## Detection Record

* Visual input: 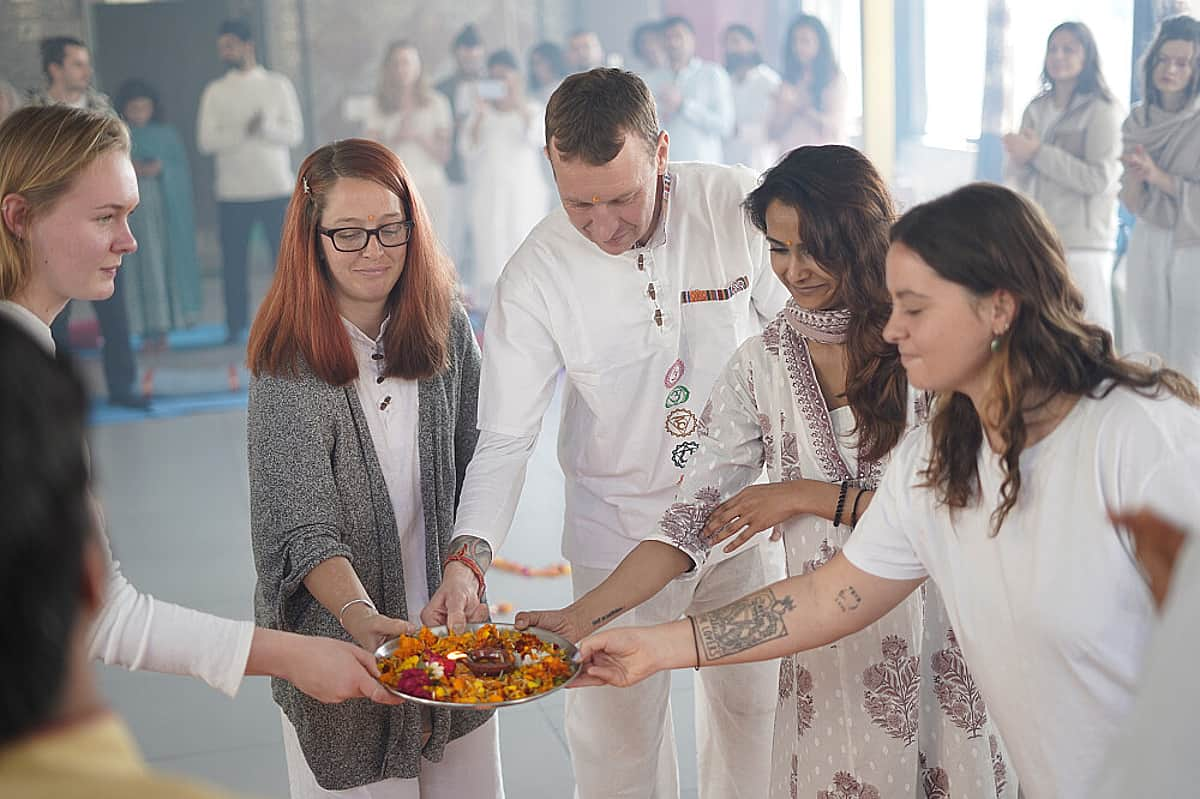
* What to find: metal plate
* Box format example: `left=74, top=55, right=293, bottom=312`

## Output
left=373, top=623, right=581, bottom=709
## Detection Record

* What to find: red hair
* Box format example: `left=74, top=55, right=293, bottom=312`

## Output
left=248, top=139, right=455, bottom=384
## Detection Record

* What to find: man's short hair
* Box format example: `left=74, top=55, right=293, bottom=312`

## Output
left=545, top=68, right=659, bottom=165
left=0, top=318, right=91, bottom=747
left=452, top=24, right=483, bottom=50
left=40, top=36, right=86, bottom=78
left=218, top=18, right=254, bottom=43
left=661, top=15, right=695, bottom=34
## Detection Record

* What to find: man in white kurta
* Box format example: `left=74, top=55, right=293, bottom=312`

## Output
left=443, top=69, right=789, bottom=798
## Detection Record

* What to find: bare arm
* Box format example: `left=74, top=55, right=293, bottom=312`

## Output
left=575, top=553, right=922, bottom=687
left=516, top=540, right=694, bottom=642
left=303, top=556, right=415, bottom=649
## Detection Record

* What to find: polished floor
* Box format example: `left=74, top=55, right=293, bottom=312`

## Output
left=90, top=382, right=701, bottom=797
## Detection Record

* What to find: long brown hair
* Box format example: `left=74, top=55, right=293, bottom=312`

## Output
left=247, top=138, right=455, bottom=384
left=891, top=183, right=1199, bottom=532
left=375, top=40, right=434, bottom=114
left=1139, top=15, right=1200, bottom=119
left=745, top=145, right=906, bottom=464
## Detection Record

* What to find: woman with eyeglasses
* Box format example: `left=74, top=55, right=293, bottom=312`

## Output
left=1005, top=21, right=1123, bottom=331
left=572, top=183, right=1200, bottom=799
left=1120, top=14, right=1200, bottom=382
left=246, top=138, right=501, bottom=798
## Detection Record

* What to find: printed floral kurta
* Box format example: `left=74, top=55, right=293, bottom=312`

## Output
left=648, top=303, right=1015, bottom=798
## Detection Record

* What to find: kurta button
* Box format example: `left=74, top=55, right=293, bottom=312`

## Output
left=371, top=352, right=384, bottom=360
left=376, top=375, right=385, bottom=384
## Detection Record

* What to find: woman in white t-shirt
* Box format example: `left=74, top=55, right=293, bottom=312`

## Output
left=572, top=182, right=1200, bottom=799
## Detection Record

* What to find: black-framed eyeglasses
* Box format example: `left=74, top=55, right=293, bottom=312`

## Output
left=318, top=220, right=414, bottom=252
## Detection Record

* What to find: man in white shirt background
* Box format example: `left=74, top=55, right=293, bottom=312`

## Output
left=566, top=30, right=606, bottom=74
left=196, top=19, right=303, bottom=344
left=722, top=24, right=782, bottom=173
left=646, top=16, right=735, bottom=164
left=422, top=68, right=788, bottom=799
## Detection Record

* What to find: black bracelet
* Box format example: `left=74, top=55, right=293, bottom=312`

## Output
left=687, top=614, right=702, bottom=671
left=832, top=481, right=850, bottom=527
left=850, top=488, right=868, bottom=527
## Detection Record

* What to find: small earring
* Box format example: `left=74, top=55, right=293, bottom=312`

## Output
left=990, top=337, right=1001, bottom=353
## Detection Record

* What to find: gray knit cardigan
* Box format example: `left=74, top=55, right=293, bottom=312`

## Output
left=247, top=303, right=491, bottom=790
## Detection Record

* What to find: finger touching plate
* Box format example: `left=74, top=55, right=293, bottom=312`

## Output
left=374, top=623, right=580, bottom=708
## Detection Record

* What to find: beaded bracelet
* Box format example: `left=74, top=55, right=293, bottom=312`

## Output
left=832, top=481, right=850, bottom=527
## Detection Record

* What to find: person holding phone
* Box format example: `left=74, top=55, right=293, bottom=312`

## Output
left=462, top=50, right=547, bottom=310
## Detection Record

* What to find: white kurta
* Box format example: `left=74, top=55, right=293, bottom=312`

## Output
left=452, top=162, right=791, bottom=799
left=726, top=64, right=782, bottom=173
left=647, top=304, right=1009, bottom=799
left=463, top=101, right=548, bottom=304
left=0, top=299, right=255, bottom=697
left=344, top=94, right=453, bottom=243
left=843, top=385, right=1200, bottom=799
left=1122, top=225, right=1200, bottom=382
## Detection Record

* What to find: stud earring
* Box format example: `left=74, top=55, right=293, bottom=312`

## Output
left=990, top=337, right=1001, bottom=353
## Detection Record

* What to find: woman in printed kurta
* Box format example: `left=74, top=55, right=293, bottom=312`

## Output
left=520, top=146, right=1009, bottom=798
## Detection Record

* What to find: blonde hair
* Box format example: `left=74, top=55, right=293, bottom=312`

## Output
left=0, top=105, right=130, bottom=300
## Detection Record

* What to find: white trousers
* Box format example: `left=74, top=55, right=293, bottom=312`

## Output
left=1122, top=225, right=1200, bottom=382
left=566, top=542, right=785, bottom=799
left=1066, top=248, right=1115, bottom=332
left=280, top=711, right=504, bottom=799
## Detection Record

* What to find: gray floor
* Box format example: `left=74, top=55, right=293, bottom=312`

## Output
left=90, top=380, right=700, bottom=797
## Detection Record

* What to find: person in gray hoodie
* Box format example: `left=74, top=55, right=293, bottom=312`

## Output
left=1120, top=14, right=1200, bottom=383
left=1005, top=21, right=1123, bottom=331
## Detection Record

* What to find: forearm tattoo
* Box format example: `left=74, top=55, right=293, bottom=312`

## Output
left=591, top=607, right=624, bottom=628
left=835, top=585, right=861, bottom=612
left=694, top=588, right=795, bottom=662
left=448, top=535, right=493, bottom=572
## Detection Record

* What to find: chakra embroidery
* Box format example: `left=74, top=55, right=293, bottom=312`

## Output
left=665, top=385, right=690, bottom=408
left=671, top=440, right=699, bottom=468
left=679, top=274, right=750, bottom=304
left=665, top=408, right=698, bottom=437
left=664, top=358, right=685, bottom=388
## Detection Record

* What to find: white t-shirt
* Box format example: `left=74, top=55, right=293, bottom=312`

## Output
left=342, top=318, right=428, bottom=619
left=453, top=162, right=789, bottom=569
left=0, top=299, right=254, bottom=695
left=843, top=384, right=1200, bottom=799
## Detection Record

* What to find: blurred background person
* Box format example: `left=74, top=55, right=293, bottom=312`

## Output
left=197, top=18, right=303, bottom=345
left=346, top=41, right=452, bottom=244
left=528, top=40, right=569, bottom=107
left=770, top=14, right=847, bottom=151
left=26, top=35, right=109, bottom=111
left=647, top=15, right=734, bottom=163
left=566, top=30, right=606, bottom=73
left=0, top=78, right=22, bottom=123
left=1005, top=22, right=1123, bottom=331
left=1120, top=14, right=1200, bottom=382
left=115, top=79, right=204, bottom=350
left=463, top=50, right=547, bottom=310
left=437, top=23, right=487, bottom=284
left=630, top=20, right=666, bottom=73
left=723, top=23, right=780, bottom=172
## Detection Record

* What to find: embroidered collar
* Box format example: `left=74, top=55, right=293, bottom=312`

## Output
left=783, top=301, right=850, bottom=344
left=634, top=171, right=673, bottom=251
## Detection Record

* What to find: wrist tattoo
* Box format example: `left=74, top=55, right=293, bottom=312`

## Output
left=448, top=535, right=492, bottom=573
left=591, top=607, right=624, bottom=627
left=835, top=585, right=861, bottom=612
left=694, top=588, right=794, bottom=661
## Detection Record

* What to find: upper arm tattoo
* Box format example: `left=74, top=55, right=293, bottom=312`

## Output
left=694, top=587, right=795, bottom=662
left=448, top=535, right=493, bottom=572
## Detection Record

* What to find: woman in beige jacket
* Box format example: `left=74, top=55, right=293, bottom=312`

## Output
left=1005, top=21, right=1123, bottom=330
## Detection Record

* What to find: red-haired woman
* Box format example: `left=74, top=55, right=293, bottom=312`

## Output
left=246, top=139, right=501, bottom=798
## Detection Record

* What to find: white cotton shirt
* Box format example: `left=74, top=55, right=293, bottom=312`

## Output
left=842, top=385, right=1200, bottom=799
left=0, top=299, right=255, bottom=696
left=453, top=162, right=789, bottom=569
left=196, top=65, right=303, bottom=201
left=646, top=59, right=736, bottom=163
left=342, top=318, right=428, bottom=619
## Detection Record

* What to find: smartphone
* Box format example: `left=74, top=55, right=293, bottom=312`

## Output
left=476, top=79, right=507, bottom=101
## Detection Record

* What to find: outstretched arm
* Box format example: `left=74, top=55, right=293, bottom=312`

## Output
left=574, top=553, right=922, bottom=687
